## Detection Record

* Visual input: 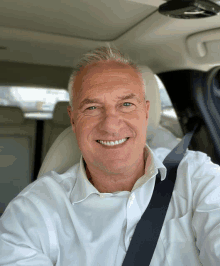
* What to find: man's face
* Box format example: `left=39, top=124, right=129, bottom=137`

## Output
left=67, top=62, right=150, bottom=175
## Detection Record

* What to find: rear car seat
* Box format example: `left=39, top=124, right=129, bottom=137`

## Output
left=0, top=106, right=36, bottom=215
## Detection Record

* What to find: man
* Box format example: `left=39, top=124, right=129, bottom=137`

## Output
left=0, top=47, right=220, bottom=265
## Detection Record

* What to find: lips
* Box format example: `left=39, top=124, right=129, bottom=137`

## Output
left=96, top=137, right=129, bottom=142
left=95, top=138, right=130, bottom=149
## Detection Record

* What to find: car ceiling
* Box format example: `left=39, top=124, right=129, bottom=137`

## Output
left=1, top=0, right=220, bottom=75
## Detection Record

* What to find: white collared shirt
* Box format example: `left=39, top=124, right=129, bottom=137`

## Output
left=0, top=144, right=220, bottom=265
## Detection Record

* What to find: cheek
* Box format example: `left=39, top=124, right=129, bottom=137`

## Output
left=131, top=113, right=147, bottom=128
left=138, top=115, right=148, bottom=136
left=75, top=116, right=97, bottom=140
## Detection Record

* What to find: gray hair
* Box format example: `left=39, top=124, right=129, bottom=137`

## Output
left=68, top=46, right=146, bottom=111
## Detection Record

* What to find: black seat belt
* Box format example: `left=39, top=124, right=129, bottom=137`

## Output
left=33, top=120, right=44, bottom=182
left=122, top=121, right=200, bottom=266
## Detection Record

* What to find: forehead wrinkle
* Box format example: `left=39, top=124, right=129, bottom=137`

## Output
left=80, top=74, right=143, bottom=99
left=73, top=63, right=144, bottom=108
left=83, top=71, right=141, bottom=85
left=78, top=93, right=141, bottom=110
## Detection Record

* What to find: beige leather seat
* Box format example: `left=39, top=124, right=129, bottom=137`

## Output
left=0, top=106, right=36, bottom=214
left=37, top=66, right=181, bottom=178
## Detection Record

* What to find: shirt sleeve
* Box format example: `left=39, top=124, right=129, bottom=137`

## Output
left=191, top=152, right=220, bottom=265
left=0, top=195, right=54, bottom=266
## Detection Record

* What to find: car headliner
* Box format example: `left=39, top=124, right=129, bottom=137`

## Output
left=0, top=0, right=220, bottom=79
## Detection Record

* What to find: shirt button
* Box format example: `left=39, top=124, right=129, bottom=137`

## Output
left=129, top=237, right=132, bottom=241
left=100, top=194, right=105, bottom=198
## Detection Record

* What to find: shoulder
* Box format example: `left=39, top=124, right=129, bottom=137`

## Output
left=180, top=149, right=219, bottom=176
left=2, top=162, right=80, bottom=217
left=178, top=150, right=220, bottom=200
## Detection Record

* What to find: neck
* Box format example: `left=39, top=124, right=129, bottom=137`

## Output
left=83, top=153, right=150, bottom=193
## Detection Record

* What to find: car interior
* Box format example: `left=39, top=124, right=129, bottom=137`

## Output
left=1, top=0, right=220, bottom=217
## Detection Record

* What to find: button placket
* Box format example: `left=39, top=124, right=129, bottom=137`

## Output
left=126, top=193, right=141, bottom=250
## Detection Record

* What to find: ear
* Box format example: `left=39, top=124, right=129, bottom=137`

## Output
left=67, top=106, right=76, bottom=133
left=67, top=105, right=72, bottom=118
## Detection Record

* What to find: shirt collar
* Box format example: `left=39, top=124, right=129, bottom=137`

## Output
left=70, top=143, right=167, bottom=204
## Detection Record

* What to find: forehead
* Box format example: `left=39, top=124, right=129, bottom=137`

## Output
left=74, top=62, right=143, bottom=97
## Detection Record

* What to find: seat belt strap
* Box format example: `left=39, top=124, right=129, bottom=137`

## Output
left=122, top=122, right=200, bottom=266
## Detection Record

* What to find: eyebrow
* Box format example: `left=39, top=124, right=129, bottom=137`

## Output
left=78, top=93, right=141, bottom=110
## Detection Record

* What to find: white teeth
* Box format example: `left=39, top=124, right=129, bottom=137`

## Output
left=97, top=138, right=128, bottom=146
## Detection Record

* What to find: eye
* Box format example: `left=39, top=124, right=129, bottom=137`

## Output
left=86, top=106, right=97, bottom=110
left=123, top=102, right=133, bottom=107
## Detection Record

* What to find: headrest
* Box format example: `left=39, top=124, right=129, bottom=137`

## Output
left=53, top=101, right=70, bottom=126
left=0, top=106, right=24, bottom=124
left=139, top=65, right=161, bottom=136
left=37, top=65, right=161, bottom=177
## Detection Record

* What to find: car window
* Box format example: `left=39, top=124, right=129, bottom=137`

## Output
left=154, top=76, right=183, bottom=138
left=155, top=75, right=178, bottom=119
left=0, top=86, right=70, bottom=119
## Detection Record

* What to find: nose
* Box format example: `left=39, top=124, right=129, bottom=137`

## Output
left=98, top=109, right=124, bottom=135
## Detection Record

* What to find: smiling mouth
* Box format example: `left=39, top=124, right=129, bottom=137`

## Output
left=96, top=137, right=129, bottom=146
